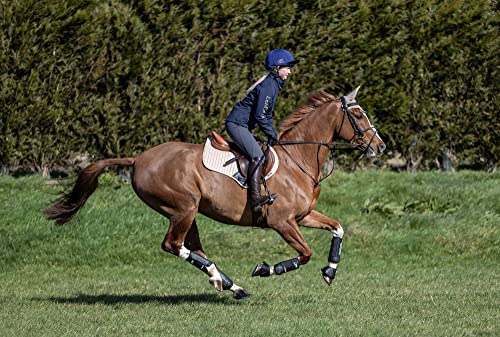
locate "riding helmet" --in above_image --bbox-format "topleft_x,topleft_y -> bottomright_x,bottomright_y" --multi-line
265,49 -> 300,70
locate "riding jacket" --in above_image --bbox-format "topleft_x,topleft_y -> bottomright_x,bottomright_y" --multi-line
225,72 -> 284,142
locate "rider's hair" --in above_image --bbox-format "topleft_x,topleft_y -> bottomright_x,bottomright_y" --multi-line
246,71 -> 270,95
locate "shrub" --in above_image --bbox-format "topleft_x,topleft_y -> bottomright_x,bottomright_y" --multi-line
0,0 -> 498,171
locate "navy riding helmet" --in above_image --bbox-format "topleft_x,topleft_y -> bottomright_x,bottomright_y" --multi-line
264,49 -> 300,70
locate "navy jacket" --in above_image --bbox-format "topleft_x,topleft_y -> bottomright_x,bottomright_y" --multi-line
226,72 -> 284,141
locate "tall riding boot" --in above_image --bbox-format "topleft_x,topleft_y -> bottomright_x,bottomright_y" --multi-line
248,159 -> 265,226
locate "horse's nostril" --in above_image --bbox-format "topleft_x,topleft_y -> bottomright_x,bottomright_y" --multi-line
379,143 -> 386,153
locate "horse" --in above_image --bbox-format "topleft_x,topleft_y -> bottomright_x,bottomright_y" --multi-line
45,86 -> 385,299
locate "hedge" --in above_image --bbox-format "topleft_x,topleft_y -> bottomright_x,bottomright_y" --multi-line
0,0 -> 498,173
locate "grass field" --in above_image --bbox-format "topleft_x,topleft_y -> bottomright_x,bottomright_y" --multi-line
0,170 -> 499,336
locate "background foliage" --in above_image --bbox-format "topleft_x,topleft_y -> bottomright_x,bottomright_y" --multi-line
1,0 -> 498,173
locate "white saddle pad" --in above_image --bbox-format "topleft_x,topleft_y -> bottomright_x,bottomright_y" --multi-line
202,138 -> 279,188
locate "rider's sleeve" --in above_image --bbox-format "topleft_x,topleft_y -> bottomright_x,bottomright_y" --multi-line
253,86 -> 278,140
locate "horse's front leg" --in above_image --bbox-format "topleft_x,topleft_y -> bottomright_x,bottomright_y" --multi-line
298,210 -> 344,285
252,218 -> 312,277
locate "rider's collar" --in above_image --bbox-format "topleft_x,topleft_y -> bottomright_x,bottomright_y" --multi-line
269,72 -> 285,89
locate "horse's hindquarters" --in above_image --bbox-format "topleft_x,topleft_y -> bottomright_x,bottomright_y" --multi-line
131,142 -> 204,218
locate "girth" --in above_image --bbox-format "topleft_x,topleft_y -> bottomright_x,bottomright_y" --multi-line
210,131 -> 275,179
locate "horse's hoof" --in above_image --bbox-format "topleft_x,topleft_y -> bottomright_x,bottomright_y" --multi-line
232,288 -> 251,300
209,277 -> 223,291
321,266 -> 337,285
252,261 -> 271,277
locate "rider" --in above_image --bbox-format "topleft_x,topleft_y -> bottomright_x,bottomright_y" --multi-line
225,49 -> 299,226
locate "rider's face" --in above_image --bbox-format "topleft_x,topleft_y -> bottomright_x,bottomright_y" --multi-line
278,66 -> 292,80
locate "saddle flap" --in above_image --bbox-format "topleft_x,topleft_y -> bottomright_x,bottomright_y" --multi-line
236,150 -> 275,180
264,150 -> 275,175
208,130 -> 276,179
203,137 -> 279,188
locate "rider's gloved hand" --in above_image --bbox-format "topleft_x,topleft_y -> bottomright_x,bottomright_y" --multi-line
268,137 -> 279,146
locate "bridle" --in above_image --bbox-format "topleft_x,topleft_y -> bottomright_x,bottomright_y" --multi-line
339,96 -> 379,159
272,96 -> 379,186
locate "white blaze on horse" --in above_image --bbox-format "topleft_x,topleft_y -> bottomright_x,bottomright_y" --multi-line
46,87 -> 385,299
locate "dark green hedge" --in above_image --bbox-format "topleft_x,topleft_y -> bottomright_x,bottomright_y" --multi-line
1,0 -> 498,172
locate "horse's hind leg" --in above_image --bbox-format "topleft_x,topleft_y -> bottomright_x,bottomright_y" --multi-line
161,209 -> 250,300
184,220 -> 205,257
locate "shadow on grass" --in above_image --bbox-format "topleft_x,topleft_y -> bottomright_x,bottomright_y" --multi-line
35,293 -> 242,305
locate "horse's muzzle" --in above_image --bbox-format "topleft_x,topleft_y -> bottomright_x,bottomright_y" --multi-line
377,143 -> 386,155
365,142 -> 385,158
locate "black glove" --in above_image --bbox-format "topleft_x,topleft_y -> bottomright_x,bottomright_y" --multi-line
268,137 -> 279,146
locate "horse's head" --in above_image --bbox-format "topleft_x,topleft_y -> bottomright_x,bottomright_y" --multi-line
337,86 -> 386,158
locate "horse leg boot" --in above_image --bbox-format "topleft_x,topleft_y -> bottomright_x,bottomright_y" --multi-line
248,159 -> 265,226
321,227 -> 344,285
182,249 -> 250,299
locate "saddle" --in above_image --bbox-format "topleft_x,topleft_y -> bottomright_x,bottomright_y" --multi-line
210,131 -> 275,180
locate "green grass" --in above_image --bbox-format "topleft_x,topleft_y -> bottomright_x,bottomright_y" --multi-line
0,171 -> 499,336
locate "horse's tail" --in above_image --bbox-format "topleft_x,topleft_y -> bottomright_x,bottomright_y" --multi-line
45,157 -> 135,225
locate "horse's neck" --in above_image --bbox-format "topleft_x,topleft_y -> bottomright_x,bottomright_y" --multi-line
280,102 -> 341,179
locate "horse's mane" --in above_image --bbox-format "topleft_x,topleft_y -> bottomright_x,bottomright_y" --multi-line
278,90 -> 338,137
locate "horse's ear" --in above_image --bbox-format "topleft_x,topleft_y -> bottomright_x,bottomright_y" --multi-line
345,86 -> 361,103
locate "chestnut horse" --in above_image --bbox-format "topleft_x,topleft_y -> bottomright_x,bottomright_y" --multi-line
46,86 -> 385,299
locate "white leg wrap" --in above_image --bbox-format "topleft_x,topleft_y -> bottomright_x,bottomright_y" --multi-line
230,284 -> 243,292
229,283 -> 251,299
333,226 -> 344,238
179,245 -> 190,260
207,264 -> 223,292
206,264 -> 220,279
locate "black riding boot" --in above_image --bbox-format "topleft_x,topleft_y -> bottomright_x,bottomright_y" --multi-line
248,159 -> 264,226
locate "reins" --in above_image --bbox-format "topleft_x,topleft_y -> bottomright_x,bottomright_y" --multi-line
271,96 -> 378,186
274,140 -> 355,187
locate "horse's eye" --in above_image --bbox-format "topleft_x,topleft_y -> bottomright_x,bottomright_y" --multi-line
356,114 -> 363,119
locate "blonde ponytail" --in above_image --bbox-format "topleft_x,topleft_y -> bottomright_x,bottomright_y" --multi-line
246,72 -> 270,95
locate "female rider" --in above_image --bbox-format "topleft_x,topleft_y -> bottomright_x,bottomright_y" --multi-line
225,49 -> 299,226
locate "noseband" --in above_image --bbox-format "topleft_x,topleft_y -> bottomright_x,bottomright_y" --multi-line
339,96 -> 379,159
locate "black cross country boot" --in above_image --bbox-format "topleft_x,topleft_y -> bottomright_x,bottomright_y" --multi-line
248,159 -> 265,226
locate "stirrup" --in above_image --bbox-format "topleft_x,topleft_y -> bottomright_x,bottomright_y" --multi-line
259,193 -> 278,206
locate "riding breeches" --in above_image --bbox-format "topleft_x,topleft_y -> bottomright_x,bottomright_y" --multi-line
225,121 -> 264,161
